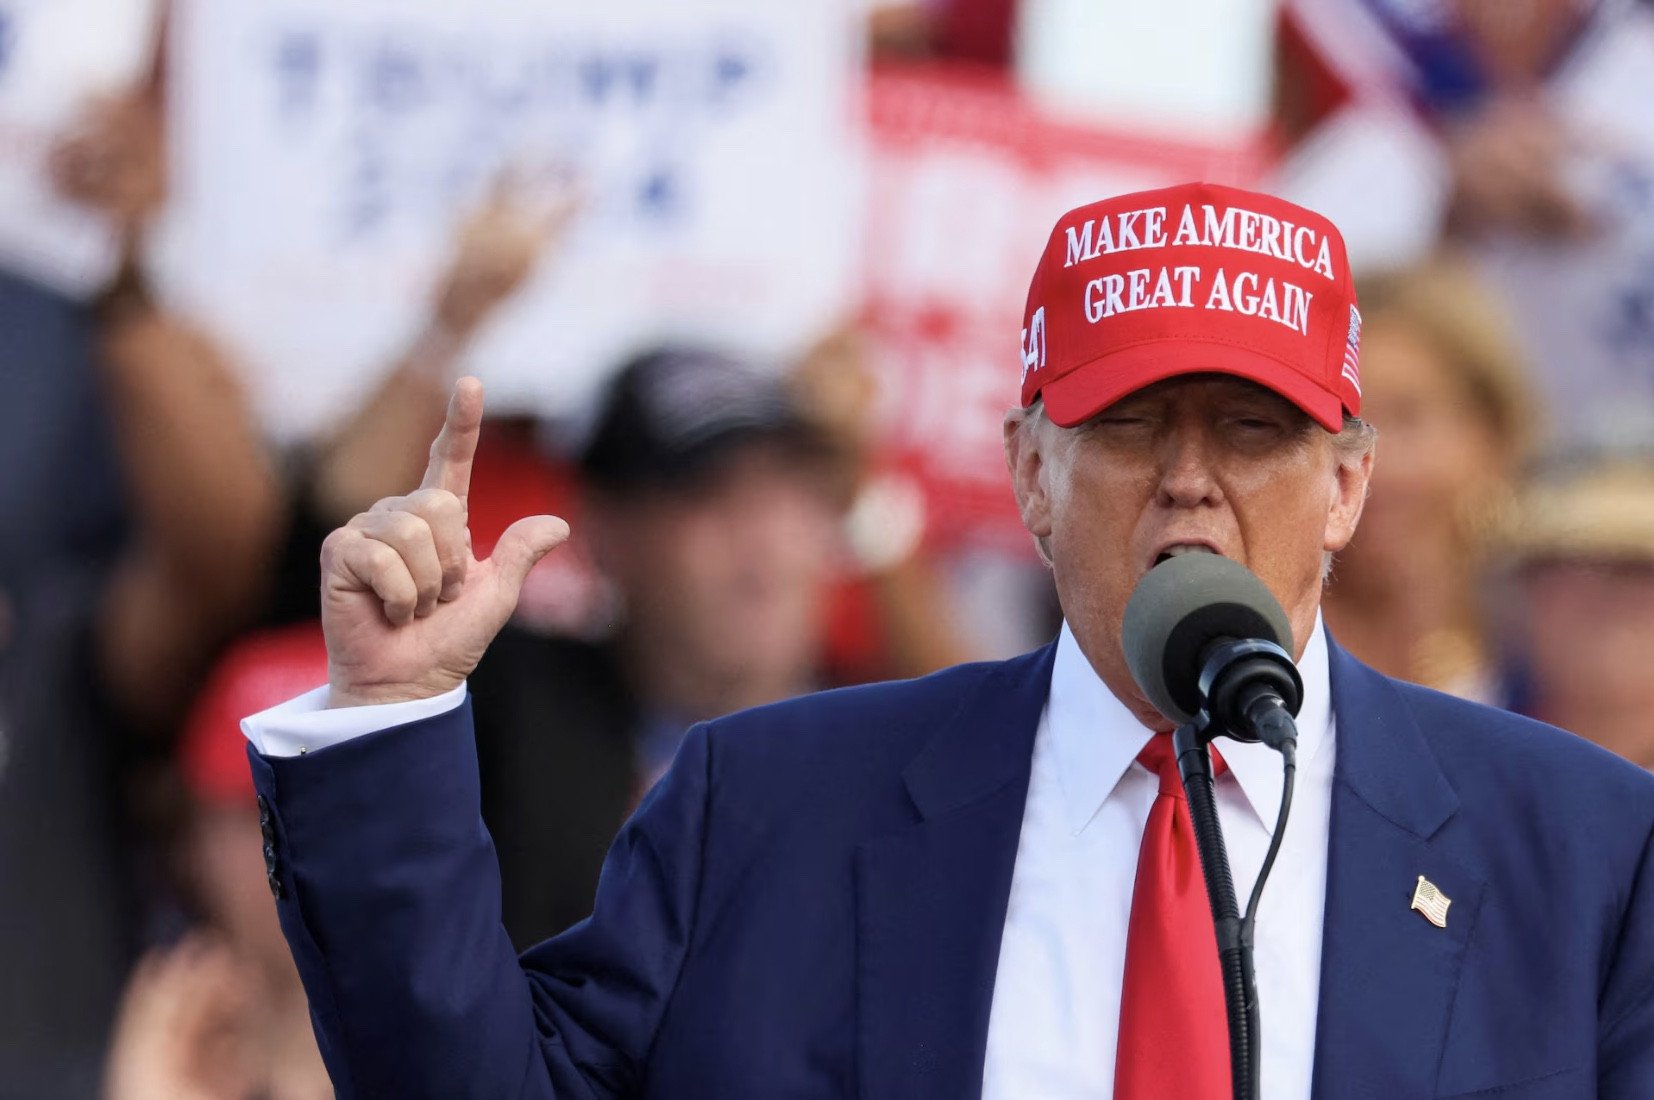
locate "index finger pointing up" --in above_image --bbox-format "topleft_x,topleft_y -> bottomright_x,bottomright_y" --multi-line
420,376 -> 485,500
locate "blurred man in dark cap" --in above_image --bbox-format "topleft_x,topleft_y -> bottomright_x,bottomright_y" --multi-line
470,346 -> 842,947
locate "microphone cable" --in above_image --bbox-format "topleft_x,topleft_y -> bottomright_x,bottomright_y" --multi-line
1175,712 -> 1298,1100
1239,733 -> 1297,1100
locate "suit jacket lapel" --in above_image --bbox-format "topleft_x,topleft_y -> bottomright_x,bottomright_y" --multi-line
855,645 -> 1054,1100
1313,641 -> 1485,1098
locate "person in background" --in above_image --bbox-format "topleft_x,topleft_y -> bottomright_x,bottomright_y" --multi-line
295,334 -> 974,954
1273,0 -> 1604,241
1,79 -> 282,1094
255,201 -> 977,951
470,348 -> 853,947
265,169 -> 976,686
103,624 -> 333,1100
783,324 -> 984,684
1321,262 -> 1535,701
49,72 -> 285,734
1501,456 -> 1654,771
1273,0 -> 1654,446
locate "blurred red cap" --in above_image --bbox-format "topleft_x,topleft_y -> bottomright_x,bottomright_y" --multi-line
1019,182 -> 1362,432
179,622 -> 328,806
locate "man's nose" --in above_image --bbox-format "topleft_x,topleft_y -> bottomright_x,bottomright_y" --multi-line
1156,430 -> 1224,508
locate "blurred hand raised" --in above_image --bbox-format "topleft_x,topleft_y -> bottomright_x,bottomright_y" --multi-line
50,92 -> 165,242
103,936 -> 255,1100
321,378 -> 570,707
1446,96 -> 1594,239
431,173 -> 582,336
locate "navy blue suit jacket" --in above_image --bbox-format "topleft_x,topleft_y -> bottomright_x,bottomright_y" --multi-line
251,639 -> 1654,1098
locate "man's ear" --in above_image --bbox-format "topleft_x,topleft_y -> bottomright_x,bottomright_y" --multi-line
1004,411 -> 1054,541
1323,443 -> 1374,554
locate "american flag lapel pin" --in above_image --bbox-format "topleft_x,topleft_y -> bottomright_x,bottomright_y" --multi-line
1411,875 -> 1451,928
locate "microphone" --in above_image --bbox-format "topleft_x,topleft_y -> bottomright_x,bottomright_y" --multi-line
1121,553 -> 1303,751
1121,553 -> 1305,1100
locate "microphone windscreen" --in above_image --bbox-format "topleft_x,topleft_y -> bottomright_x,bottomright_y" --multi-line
1121,555 -> 1293,725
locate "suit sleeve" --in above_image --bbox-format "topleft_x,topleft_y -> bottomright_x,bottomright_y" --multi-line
249,695 -> 712,1098
1601,817 -> 1654,1096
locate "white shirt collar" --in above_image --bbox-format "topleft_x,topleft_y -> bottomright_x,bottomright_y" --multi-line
1047,612 -> 1334,835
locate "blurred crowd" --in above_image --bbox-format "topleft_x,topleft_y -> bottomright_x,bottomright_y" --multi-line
2,0 -> 1652,1096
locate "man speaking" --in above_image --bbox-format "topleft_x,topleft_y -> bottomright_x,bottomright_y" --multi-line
244,183 -> 1654,1097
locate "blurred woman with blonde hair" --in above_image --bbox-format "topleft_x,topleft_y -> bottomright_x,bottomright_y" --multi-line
1323,259 -> 1537,701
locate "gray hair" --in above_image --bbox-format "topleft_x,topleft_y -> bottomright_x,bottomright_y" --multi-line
1322,415 -> 1377,580
1009,399 -> 1377,578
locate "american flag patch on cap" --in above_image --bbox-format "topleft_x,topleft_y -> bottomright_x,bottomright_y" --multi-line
1342,304 -> 1362,395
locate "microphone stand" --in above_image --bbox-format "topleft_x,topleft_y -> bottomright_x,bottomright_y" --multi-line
1174,717 -> 1298,1100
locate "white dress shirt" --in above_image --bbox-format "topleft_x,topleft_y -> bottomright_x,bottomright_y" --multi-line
242,619 -> 1336,1099
981,618 -> 1334,1099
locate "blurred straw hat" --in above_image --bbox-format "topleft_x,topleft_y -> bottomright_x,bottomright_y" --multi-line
1507,458 -> 1654,566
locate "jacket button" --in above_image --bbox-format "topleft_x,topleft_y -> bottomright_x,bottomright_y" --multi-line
262,832 -> 280,899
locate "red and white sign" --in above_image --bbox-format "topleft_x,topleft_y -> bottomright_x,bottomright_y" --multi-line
860,65 -> 1264,552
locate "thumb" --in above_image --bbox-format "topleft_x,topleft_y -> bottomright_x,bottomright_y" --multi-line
488,514 -> 571,592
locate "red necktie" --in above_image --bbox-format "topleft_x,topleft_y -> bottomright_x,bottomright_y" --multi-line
1114,734 -> 1230,1099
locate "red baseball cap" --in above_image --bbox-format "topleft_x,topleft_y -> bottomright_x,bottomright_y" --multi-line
1018,182 -> 1363,432
180,622 -> 329,806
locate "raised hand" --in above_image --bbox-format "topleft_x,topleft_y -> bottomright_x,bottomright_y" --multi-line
50,91 -> 166,247
431,172 -> 582,337
1445,96 -> 1594,239
103,936 -> 255,1100
320,378 -> 569,707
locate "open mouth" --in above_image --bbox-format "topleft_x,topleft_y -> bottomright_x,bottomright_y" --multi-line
1152,543 -> 1222,568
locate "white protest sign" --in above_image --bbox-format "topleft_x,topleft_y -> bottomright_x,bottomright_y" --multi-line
159,0 -> 861,442
0,0 -> 157,295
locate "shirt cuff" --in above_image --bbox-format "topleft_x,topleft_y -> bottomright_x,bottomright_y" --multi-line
240,682 -> 469,758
